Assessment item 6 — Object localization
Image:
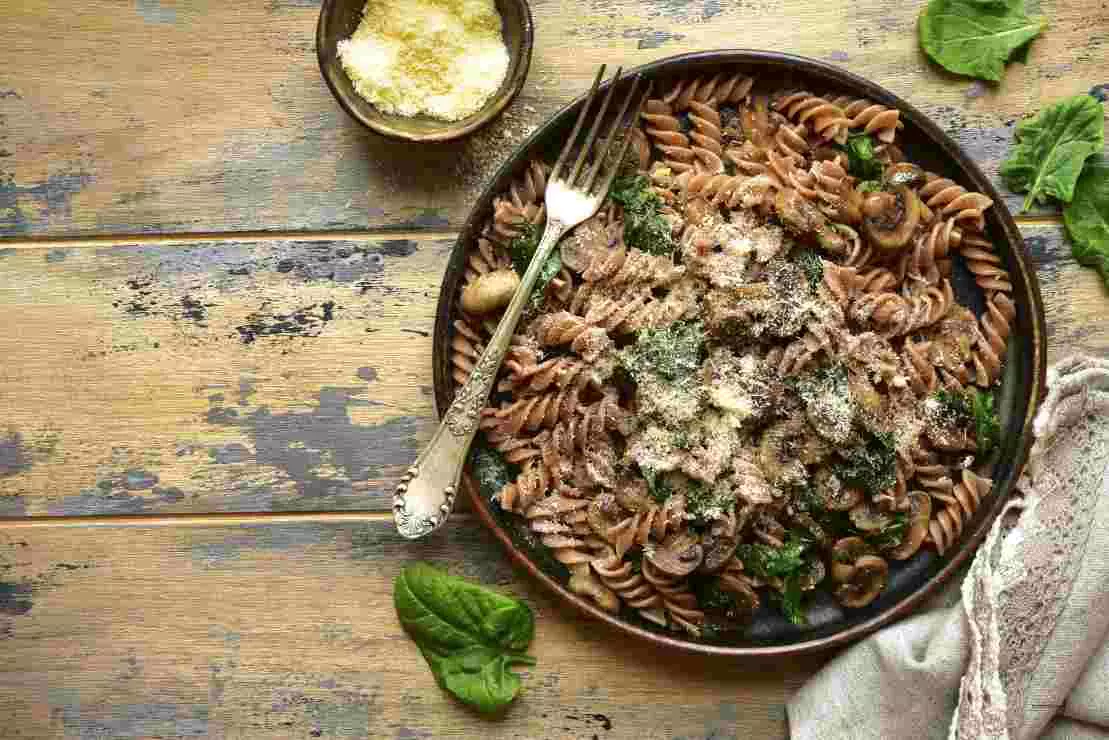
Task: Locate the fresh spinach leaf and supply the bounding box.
[394,562,537,714]
[1000,94,1105,210]
[918,0,1047,82]
[609,174,675,255]
[1063,158,1109,289]
[844,134,883,180]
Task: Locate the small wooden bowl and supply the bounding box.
[316,0,533,142]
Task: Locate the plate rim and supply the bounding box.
[433,49,1047,657]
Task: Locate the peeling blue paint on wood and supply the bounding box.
[204,387,421,503]
[626,29,687,49]
[44,248,69,263]
[0,432,30,477]
[190,524,332,567]
[135,0,177,24]
[0,170,92,235]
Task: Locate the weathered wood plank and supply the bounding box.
[0,518,825,739]
[0,236,449,516]
[1,0,1106,237]
[0,226,1105,518]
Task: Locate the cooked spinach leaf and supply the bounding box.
[1000,94,1105,211]
[792,248,825,292]
[777,574,806,626]
[834,431,898,496]
[736,535,808,580]
[508,223,540,275]
[619,320,706,383]
[609,174,675,255]
[470,443,517,502]
[919,0,1047,82]
[1063,158,1109,289]
[970,388,1001,456]
[394,562,537,714]
[844,134,883,180]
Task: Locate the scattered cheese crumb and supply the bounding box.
[337,0,510,122]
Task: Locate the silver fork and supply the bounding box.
[394,66,651,539]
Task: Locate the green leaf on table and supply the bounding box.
[999,94,1105,211]
[918,0,1047,82]
[1063,158,1109,289]
[394,562,537,714]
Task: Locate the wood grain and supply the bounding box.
[0,235,448,516]
[1,226,1106,518]
[1,0,1106,238]
[0,518,826,739]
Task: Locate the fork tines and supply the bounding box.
[550,66,653,196]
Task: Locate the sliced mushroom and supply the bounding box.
[849,500,891,532]
[861,184,920,252]
[460,269,520,314]
[830,536,872,583]
[834,554,888,608]
[887,491,932,560]
[885,162,925,189]
[813,467,863,511]
[718,573,761,615]
[646,530,704,578]
[568,562,620,613]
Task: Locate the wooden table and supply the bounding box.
[1,1,1107,737]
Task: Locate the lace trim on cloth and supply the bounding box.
[951,357,1109,740]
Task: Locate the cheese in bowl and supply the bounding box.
[337,0,511,122]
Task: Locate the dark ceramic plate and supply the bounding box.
[317,0,533,142]
[432,50,1046,656]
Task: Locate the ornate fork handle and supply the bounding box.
[393,219,568,539]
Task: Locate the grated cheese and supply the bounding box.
[337,0,510,122]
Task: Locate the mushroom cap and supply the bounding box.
[886,491,932,560]
[885,162,925,189]
[646,530,704,577]
[830,536,872,583]
[861,184,920,252]
[460,269,520,314]
[835,554,889,608]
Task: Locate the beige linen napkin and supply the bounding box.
[789,356,1109,740]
